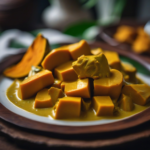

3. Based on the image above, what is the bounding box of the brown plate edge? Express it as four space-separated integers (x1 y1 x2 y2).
1 103 150 135
0 42 150 135
1 116 150 148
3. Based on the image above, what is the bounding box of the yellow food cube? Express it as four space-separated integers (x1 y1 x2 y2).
119 94 134 111
54 61 78 81
104 51 121 70
54 97 81 119
48 87 64 106
122 84 150 105
121 62 137 83
34 88 52 108
20 70 54 99
93 96 114 116
94 69 123 99
64 78 91 98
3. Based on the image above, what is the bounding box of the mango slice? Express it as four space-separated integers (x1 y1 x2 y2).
54 61 78 81
64 78 91 98
34 88 52 108
122 84 150 105
52 79 62 89
42 49 71 71
94 69 123 99
119 94 134 111
104 51 121 70
72 53 110 79
54 97 81 119
48 87 64 106
93 96 114 116
4 34 50 78
20 70 54 99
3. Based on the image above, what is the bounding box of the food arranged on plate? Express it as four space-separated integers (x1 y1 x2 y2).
114 25 150 54
4 34 150 120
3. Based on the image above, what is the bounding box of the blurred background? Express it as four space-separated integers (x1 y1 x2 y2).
1 0 150 33
0 0 150 71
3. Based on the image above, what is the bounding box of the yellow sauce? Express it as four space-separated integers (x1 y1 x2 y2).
6 80 150 121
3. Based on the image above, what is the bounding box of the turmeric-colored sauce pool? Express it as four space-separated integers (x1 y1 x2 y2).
6 80 150 121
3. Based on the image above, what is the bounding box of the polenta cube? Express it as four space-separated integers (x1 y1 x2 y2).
68 40 91 60
54 97 81 119
93 96 114 116
34 88 52 108
119 94 134 111
54 61 78 81
20 70 54 99
48 87 64 106
94 69 123 99
122 84 150 105
104 51 121 70
64 78 91 98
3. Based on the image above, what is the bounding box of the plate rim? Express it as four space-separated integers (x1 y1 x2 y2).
0 42 150 134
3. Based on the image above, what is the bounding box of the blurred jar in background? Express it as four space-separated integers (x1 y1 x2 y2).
42 0 92 30
0 0 36 30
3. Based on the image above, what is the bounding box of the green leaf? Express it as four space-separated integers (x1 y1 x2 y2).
63 21 97 39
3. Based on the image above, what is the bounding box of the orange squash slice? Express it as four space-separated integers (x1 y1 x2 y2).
3 34 50 78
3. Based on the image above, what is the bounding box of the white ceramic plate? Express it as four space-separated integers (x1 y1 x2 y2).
0 71 150 127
